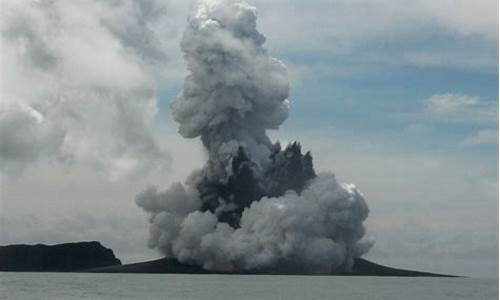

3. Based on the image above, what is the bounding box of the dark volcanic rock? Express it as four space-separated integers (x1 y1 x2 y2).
87 258 210 274
87 257 458 277
198 142 317 228
0 241 121 272
348 258 455 277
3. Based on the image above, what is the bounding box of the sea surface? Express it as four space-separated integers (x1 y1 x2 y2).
0 272 497 300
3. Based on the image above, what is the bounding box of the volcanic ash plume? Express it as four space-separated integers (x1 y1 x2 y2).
137 0 372 273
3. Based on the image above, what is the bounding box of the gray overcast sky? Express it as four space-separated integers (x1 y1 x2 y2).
0 0 498 277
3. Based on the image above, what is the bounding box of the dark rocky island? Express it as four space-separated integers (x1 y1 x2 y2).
87 257 457 277
0 242 457 276
0 241 121 272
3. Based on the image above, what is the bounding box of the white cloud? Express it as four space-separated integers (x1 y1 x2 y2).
426 93 480 112
421 0 498 39
424 93 497 125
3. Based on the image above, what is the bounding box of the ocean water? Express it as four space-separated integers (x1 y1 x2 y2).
0 272 497 300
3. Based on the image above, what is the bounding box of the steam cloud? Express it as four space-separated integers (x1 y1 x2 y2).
0 0 171 178
137 0 372 273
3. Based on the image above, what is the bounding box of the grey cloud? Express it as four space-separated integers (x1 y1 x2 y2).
463 129 499 146
0 104 64 174
0 0 172 178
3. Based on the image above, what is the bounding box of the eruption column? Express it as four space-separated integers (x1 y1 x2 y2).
137 0 372 273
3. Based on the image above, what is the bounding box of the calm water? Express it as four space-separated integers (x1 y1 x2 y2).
0 272 497 300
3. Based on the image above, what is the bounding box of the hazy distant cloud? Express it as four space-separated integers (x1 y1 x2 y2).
463 129 499 146
0 0 179 178
252 0 497 73
424 93 497 125
402 47 498 71
254 0 497 47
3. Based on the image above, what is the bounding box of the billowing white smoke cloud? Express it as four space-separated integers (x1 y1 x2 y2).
138 174 371 272
171 0 290 182
0 0 172 178
137 0 372 273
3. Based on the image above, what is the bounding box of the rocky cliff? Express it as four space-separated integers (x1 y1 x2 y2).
0 241 121 272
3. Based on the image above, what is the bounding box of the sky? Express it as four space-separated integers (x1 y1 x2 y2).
0 0 498 277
